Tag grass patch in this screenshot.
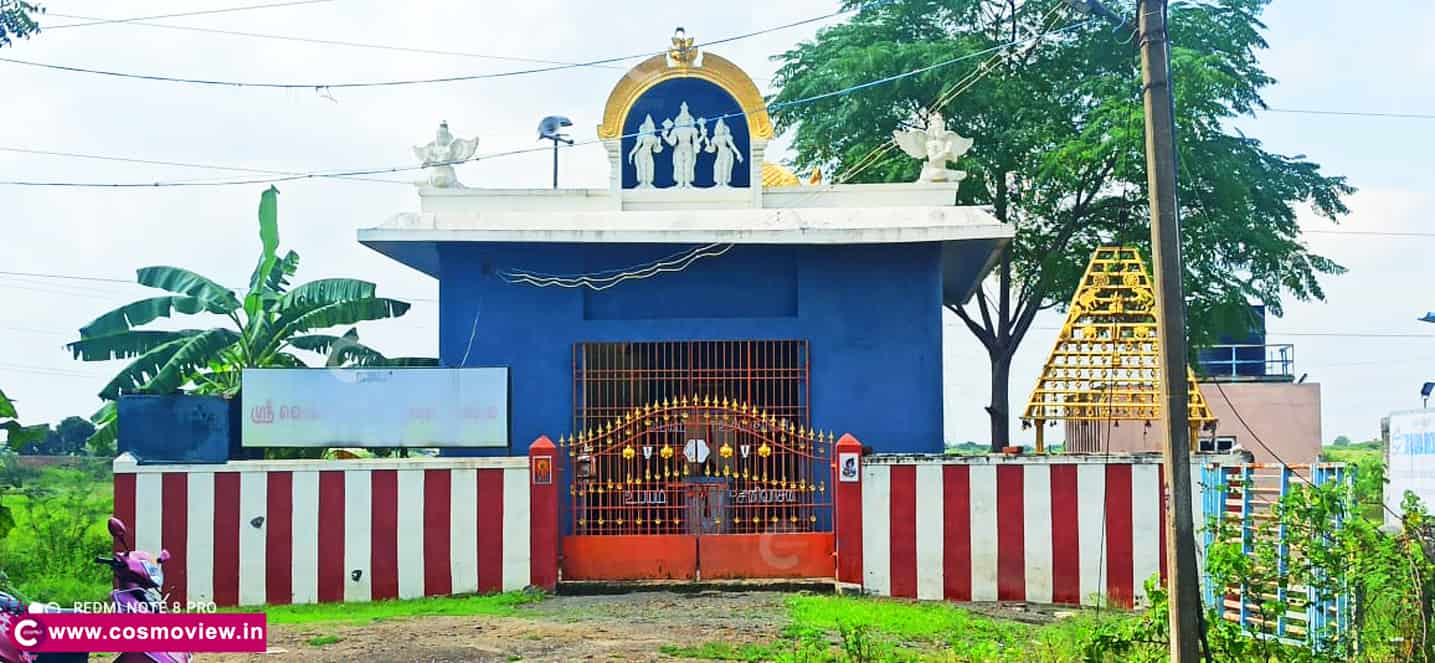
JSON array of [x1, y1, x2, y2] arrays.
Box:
[[671, 595, 1133, 663], [787, 594, 1031, 650], [659, 641, 781, 661], [244, 591, 544, 625], [306, 634, 342, 647]]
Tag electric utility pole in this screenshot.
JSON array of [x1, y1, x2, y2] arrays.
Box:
[[1137, 0, 1203, 660], [1070, 0, 1202, 656]]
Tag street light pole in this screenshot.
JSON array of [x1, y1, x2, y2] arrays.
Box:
[[1136, 1, 1203, 660]]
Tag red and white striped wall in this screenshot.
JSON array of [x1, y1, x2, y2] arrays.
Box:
[[113, 449, 559, 607], [835, 447, 1215, 609]]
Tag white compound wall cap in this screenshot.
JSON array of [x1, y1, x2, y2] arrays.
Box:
[[360, 204, 1011, 245]]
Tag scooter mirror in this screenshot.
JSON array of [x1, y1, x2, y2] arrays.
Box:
[[158, 550, 171, 564], [107, 517, 130, 551]]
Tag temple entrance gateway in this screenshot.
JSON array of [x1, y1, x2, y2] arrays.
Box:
[[559, 341, 835, 580]]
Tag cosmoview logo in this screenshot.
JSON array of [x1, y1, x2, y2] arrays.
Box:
[[11, 617, 41, 648]]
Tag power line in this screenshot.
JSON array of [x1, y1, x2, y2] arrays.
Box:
[[1023, 324, 1435, 340], [43, 12, 630, 70], [1268, 331, 1435, 339], [0, 271, 438, 302], [40, 0, 337, 30], [0, 362, 105, 378], [2, 6, 860, 91], [1264, 108, 1435, 121], [1209, 380, 1403, 522], [0, 325, 70, 335], [0, 282, 118, 301], [0, 19, 1093, 188], [1303, 229, 1435, 238], [0, 147, 409, 185], [1303, 355, 1435, 368], [0, 270, 133, 285]]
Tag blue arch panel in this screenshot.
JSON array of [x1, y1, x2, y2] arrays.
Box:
[[620, 78, 751, 189]]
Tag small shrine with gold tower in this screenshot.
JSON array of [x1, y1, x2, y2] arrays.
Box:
[[1022, 247, 1217, 453]]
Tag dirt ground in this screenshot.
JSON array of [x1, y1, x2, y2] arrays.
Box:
[[209, 591, 794, 663]]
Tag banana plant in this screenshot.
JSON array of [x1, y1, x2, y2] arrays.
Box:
[[1, 387, 45, 539], [0, 388, 46, 453], [66, 187, 436, 450]]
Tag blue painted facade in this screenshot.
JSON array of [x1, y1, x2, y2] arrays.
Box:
[[435, 242, 946, 455]]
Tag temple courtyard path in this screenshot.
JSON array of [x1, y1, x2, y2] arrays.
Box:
[[193, 589, 1067, 662], [212, 591, 793, 662]]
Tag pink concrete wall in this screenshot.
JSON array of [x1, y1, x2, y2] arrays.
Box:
[[1066, 382, 1321, 464]]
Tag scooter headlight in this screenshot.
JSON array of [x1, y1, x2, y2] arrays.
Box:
[[142, 560, 164, 588]]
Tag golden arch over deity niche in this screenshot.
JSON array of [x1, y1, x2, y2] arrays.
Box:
[[596, 29, 774, 142]]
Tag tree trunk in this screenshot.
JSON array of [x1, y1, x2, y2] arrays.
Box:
[[987, 349, 1012, 452]]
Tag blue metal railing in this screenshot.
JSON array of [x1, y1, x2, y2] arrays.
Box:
[[1202, 463, 1353, 651], [1197, 344, 1296, 379]]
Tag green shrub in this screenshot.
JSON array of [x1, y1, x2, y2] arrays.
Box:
[[0, 465, 113, 605]]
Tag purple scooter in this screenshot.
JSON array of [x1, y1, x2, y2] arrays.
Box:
[[0, 518, 192, 663]]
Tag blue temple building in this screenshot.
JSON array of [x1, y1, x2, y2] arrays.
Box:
[[358, 31, 1011, 456]]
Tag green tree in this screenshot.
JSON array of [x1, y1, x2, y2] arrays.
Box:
[[770, 0, 1351, 449], [0, 1, 41, 47], [55, 416, 95, 455], [1333, 434, 1351, 447], [66, 187, 436, 449]]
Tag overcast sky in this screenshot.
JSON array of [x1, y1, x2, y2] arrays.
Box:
[[1, 0, 1431, 446]]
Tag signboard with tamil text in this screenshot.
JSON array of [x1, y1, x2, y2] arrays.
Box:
[[1385, 409, 1435, 525], [241, 368, 508, 448]]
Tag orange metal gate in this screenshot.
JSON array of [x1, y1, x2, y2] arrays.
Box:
[[558, 395, 835, 580]]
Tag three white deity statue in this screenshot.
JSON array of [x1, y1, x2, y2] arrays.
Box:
[[627, 100, 746, 189], [413, 121, 480, 188], [893, 111, 974, 184], [705, 117, 744, 188], [627, 114, 664, 189]]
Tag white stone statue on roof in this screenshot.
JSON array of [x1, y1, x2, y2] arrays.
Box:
[[628, 114, 664, 189], [893, 111, 973, 184], [662, 102, 706, 188], [704, 117, 744, 188], [413, 120, 480, 188]]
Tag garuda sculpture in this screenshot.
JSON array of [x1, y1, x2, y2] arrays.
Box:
[[893, 111, 974, 184], [413, 121, 480, 188]]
